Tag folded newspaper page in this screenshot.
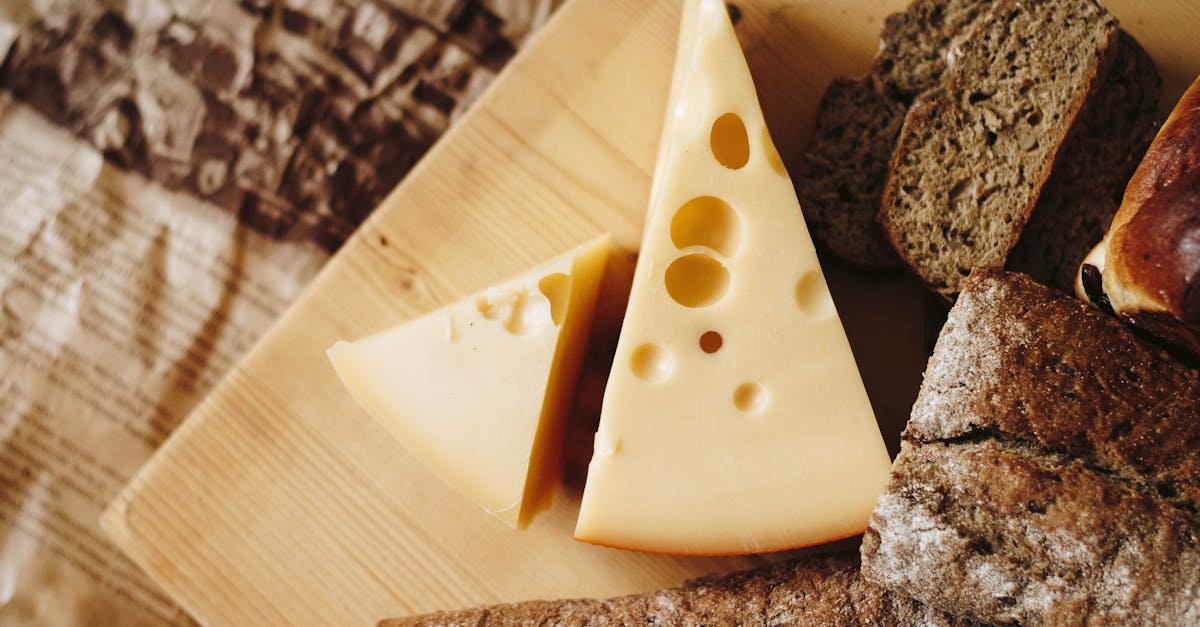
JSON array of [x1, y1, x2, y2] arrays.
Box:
[[0, 0, 556, 624]]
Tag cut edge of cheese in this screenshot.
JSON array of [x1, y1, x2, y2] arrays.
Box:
[[572, 0, 891, 555], [328, 235, 610, 528], [518, 236, 610, 524]]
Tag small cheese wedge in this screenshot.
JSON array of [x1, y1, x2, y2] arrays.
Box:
[[329, 236, 610, 528], [574, 0, 891, 554]]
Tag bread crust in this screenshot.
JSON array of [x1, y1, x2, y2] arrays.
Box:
[[907, 270, 1200, 509], [1113, 77, 1200, 229], [864, 438, 1200, 625], [379, 553, 975, 626], [1080, 76, 1200, 361], [863, 270, 1200, 624], [1108, 81, 1200, 312]]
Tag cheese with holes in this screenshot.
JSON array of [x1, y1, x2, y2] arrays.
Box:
[[329, 236, 609, 528], [573, 0, 890, 554]]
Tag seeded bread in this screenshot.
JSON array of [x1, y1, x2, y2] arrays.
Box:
[[879, 0, 1119, 298], [380, 553, 974, 626], [874, 0, 990, 101], [797, 77, 906, 268], [1009, 32, 1162, 292], [861, 270, 1200, 624]]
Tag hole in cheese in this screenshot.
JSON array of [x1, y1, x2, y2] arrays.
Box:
[[476, 292, 514, 321], [630, 343, 674, 383], [711, 112, 749, 169], [478, 289, 553, 336], [665, 253, 730, 308], [733, 381, 768, 414], [502, 290, 552, 336], [699, 330, 723, 353], [670, 196, 743, 257], [538, 272, 571, 326], [794, 270, 834, 319]]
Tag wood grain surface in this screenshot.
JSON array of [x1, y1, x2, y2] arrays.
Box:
[[102, 0, 1200, 624]]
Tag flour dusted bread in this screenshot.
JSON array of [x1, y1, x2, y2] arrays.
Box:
[[862, 270, 1200, 624], [380, 553, 973, 626], [880, 0, 1118, 297], [869, 439, 1200, 624]]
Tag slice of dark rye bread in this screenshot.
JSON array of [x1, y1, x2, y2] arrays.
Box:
[[800, 0, 1159, 287], [379, 553, 977, 626], [1007, 32, 1161, 292], [873, 0, 991, 101], [879, 0, 1120, 298], [796, 77, 906, 268], [797, 0, 986, 270], [861, 270, 1200, 624]]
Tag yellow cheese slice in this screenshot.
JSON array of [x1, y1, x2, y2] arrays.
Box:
[[574, 0, 891, 555], [329, 236, 610, 528]]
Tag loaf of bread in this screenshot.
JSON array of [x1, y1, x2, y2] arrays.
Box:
[[379, 553, 973, 626], [1077, 75, 1200, 363], [879, 0, 1118, 297], [862, 270, 1200, 624]]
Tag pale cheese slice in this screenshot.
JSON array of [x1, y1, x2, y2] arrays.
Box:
[[329, 236, 610, 528], [573, 0, 891, 554]]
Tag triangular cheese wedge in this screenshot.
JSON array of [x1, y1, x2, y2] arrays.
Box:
[[574, 0, 891, 554], [329, 236, 610, 528]]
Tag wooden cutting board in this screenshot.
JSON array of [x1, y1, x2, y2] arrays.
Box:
[[102, 0, 1200, 624]]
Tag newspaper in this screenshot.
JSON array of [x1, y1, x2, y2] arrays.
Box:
[[0, 0, 556, 624]]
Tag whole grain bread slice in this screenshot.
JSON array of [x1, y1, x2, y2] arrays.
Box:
[[874, 0, 991, 101], [799, 0, 988, 269], [801, 0, 1158, 280], [861, 269, 1200, 624], [797, 77, 906, 268], [879, 0, 1119, 298], [380, 553, 974, 626], [1008, 32, 1162, 292]]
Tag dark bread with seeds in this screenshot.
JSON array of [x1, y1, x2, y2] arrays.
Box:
[[379, 553, 975, 626], [797, 77, 906, 268], [862, 270, 1200, 624], [879, 0, 1119, 298]]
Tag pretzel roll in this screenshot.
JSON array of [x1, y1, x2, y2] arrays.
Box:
[[1078, 75, 1200, 361]]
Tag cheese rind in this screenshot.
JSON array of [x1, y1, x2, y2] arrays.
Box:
[[329, 236, 610, 528], [573, 0, 891, 555]]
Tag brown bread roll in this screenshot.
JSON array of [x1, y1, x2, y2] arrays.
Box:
[[1078, 74, 1200, 363]]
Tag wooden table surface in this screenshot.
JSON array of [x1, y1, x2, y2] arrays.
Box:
[[102, 0, 1200, 624]]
